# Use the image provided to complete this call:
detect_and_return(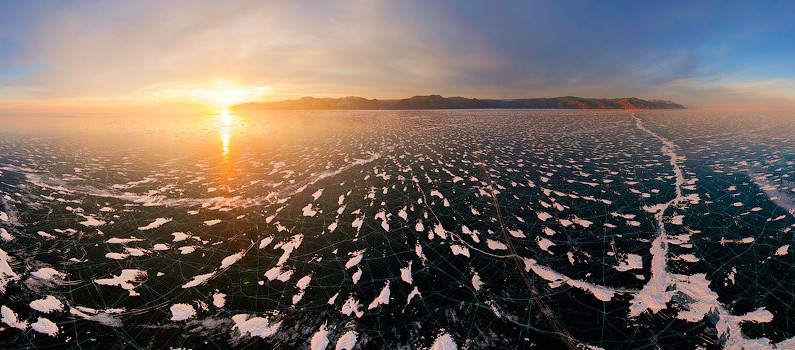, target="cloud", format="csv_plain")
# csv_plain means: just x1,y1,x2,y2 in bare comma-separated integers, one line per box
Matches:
1,0,794,110
13,1,497,99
